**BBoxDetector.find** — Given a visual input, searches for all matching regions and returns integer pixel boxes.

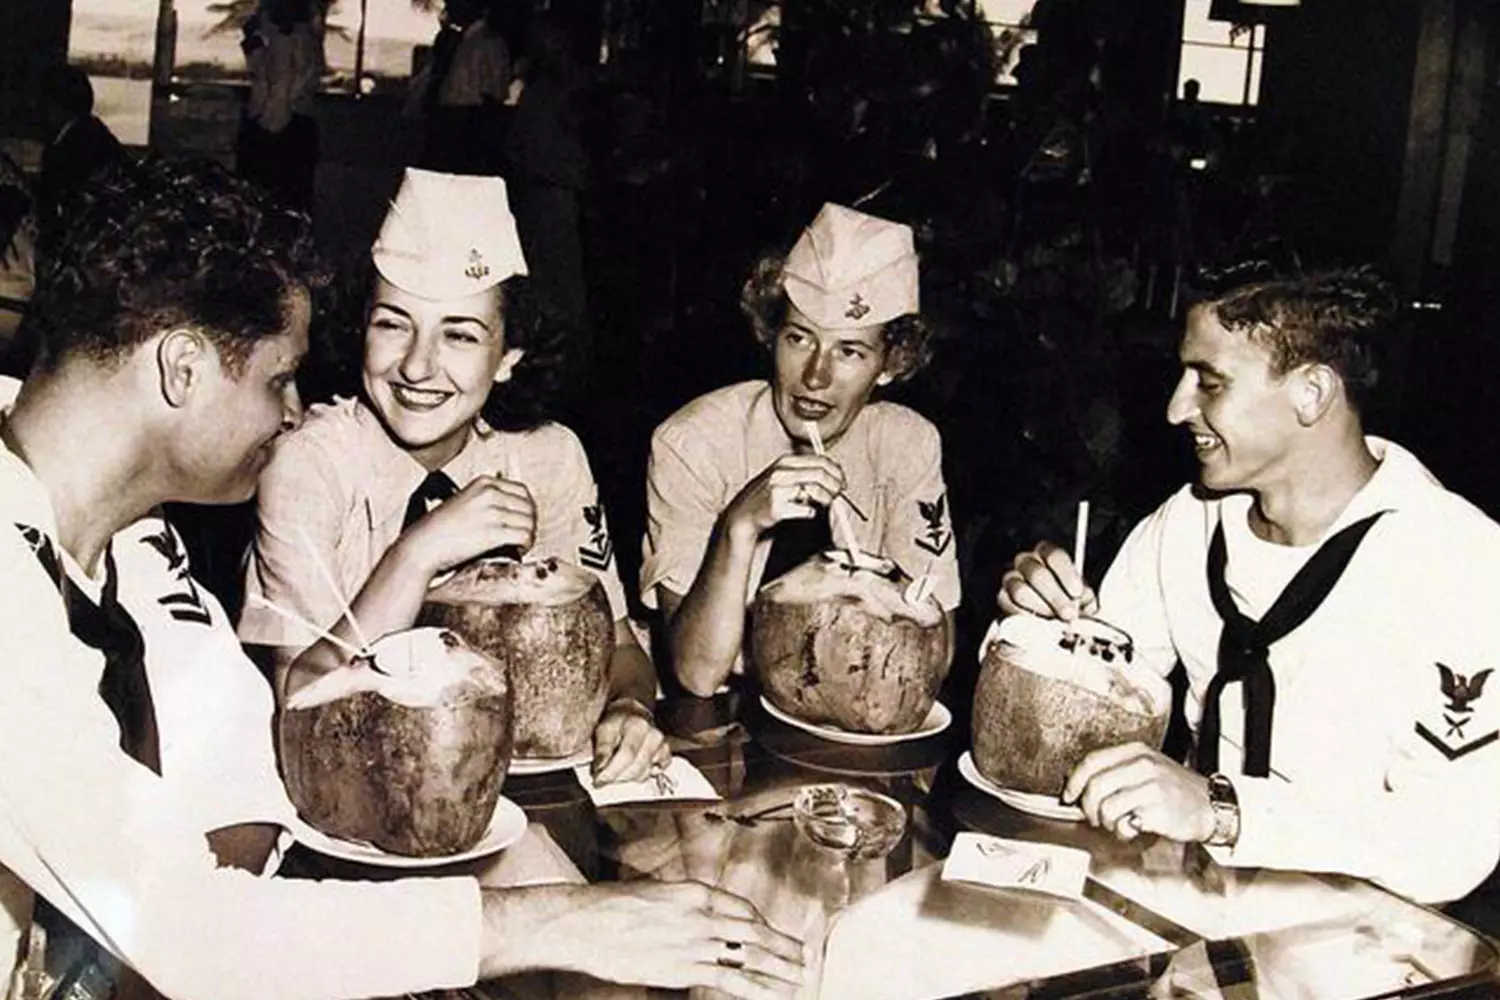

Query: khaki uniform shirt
[240,396,628,650]
[641,381,961,612]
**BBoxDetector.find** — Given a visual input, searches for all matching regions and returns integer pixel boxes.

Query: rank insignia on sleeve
[914,493,952,557]
[141,524,212,626]
[1415,662,1498,760]
[577,503,614,572]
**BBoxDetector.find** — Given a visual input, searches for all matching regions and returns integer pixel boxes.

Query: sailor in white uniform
[998,270,1500,904]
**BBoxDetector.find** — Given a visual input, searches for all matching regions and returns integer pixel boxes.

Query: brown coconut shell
[751,554,949,734]
[972,629,1168,796]
[418,558,614,759]
[279,629,514,857]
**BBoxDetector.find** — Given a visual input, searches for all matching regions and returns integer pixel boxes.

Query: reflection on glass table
[285,688,1500,1000]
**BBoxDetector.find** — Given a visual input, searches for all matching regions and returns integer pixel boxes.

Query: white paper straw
[246,594,368,660]
[1073,500,1091,582]
[296,525,374,655]
[802,420,862,560]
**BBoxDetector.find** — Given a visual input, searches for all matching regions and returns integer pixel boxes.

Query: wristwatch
[1205,773,1241,847]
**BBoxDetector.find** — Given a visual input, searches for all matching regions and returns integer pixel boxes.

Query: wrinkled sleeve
[238,434,346,650]
[0,538,482,1000]
[640,423,724,610]
[879,416,961,612]
[529,427,630,621]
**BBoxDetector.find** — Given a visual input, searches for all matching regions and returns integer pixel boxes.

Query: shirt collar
[745,380,873,469]
[349,396,502,523]
[1331,436,1438,528]
[0,376,52,532]
[0,376,96,584]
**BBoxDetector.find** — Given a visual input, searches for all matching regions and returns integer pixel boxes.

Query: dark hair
[739,252,936,383]
[480,274,573,432]
[39,65,95,117]
[23,156,325,375]
[1201,268,1396,410]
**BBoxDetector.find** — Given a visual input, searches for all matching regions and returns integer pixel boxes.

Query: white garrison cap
[371,168,528,300]
[782,203,919,329]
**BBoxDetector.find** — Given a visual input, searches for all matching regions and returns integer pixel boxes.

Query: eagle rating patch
[914,492,951,557]
[578,503,614,572]
[1416,662,1499,761]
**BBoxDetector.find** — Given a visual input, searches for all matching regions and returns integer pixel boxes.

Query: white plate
[760,696,952,746]
[290,795,528,868]
[508,747,594,776]
[957,752,1085,823]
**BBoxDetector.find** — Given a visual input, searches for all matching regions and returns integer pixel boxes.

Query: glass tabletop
[287,688,1500,1000]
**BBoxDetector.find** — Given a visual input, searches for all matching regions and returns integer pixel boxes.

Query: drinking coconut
[418,557,613,759]
[751,551,949,734]
[280,627,513,857]
[972,615,1170,796]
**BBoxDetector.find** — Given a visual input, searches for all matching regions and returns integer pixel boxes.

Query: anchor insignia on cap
[844,294,870,320]
[464,249,490,281]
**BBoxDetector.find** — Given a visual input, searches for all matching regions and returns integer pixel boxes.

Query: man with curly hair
[642,202,960,697]
[240,167,670,785]
[0,158,803,1000]
[997,269,1500,904]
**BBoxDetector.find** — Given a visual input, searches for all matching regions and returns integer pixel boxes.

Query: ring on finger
[716,940,746,970]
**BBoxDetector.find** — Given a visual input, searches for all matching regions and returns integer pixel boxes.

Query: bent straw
[905,559,936,607]
[1073,500,1091,585]
[246,594,367,660]
[296,525,374,655]
[802,420,862,563]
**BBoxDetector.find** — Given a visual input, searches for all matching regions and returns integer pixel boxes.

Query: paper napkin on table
[818,860,1170,1000]
[941,832,1091,901]
[572,756,721,807]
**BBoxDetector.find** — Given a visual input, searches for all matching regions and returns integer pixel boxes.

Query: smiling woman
[241,167,672,788]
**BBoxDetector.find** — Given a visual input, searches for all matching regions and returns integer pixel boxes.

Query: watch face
[1207,774,1237,805]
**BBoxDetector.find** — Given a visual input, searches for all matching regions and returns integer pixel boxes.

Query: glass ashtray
[793,783,908,862]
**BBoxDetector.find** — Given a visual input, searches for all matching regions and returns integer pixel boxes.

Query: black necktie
[1198,511,1386,778]
[760,506,832,586]
[26,530,161,775]
[402,470,458,530]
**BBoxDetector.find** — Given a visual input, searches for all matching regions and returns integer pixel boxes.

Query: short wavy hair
[24,156,325,375]
[1202,268,1397,411]
[739,252,936,383]
[479,274,575,431]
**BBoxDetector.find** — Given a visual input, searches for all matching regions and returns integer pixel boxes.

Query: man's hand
[592,700,671,784]
[481,881,806,1000]
[1063,742,1215,844]
[722,454,846,542]
[400,475,536,575]
[997,541,1099,622]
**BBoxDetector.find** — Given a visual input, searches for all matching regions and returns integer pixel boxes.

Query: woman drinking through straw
[641,202,961,698]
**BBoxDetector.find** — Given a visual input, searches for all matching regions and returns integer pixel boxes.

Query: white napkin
[572,756,721,807]
[817,861,1169,1000]
[941,832,1090,901]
